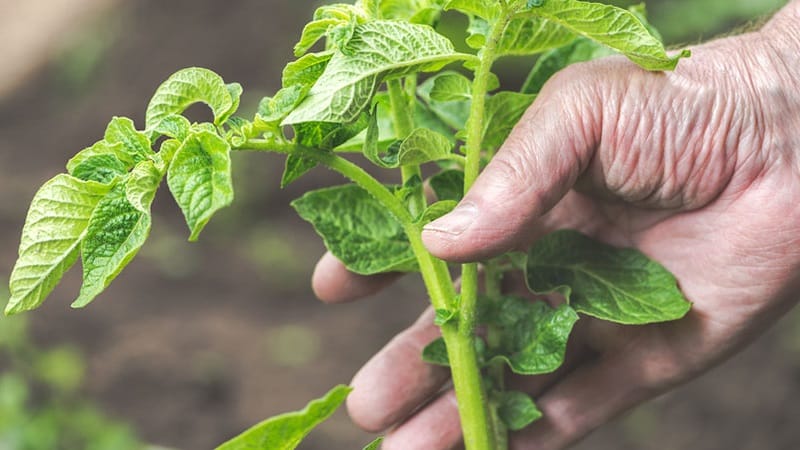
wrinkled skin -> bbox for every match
[312,5,800,450]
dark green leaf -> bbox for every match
[494,391,542,431]
[422,337,449,366]
[74,183,152,308]
[167,131,234,241]
[294,115,370,150]
[526,230,692,324]
[215,385,352,450]
[482,92,536,151]
[521,37,613,94]
[281,155,317,188]
[429,170,464,202]
[488,298,578,375]
[284,21,468,124]
[69,153,128,184]
[6,175,113,315]
[419,201,458,225]
[291,184,417,275]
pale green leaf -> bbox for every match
[429,72,472,102]
[167,131,234,241]
[482,92,536,150]
[224,83,244,125]
[444,0,501,20]
[150,114,192,141]
[6,175,113,315]
[284,21,469,124]
[418,74,470,131]
[104,117,153,164]
[525,0,690,70]
[366,127,453,168]
[282,52,334,90]
[73,183,151,308]
[145,68,238,135]
[126,161,163,213]
[526,230,692,324]
[362,437,384,450]
[494,391,542,431]
[216,385,352,450]
[294,4,369,56]
[496,17,576,58]
[487,298,577,374]
[257,86,305,125]
[291,184,417,275]
[521,37,613,94]
[418,200,457,225]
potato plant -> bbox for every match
[5,0,693,449]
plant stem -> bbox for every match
[455,13,512,450]
[387,78,426,218]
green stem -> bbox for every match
[387,78,426,218]
[455,14,512,450]
[485,261,509,450]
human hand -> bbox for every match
[313,5,800,449]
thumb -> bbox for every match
[422,77,600,262]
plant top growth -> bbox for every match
[5,0,692,448]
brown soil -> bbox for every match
[0,1,798,449]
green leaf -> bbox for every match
[482,92,536,151]
[257,86,306,126]
[145,68,239,135]
[291,184,417,275]
[150,114,192,141]
[366,127,453,169]
[434,307,458,326]
[362,437,384,450]
[281,155,317,188]
[284,21,469,124]
[495,17,576,58]
[104,117,153,164]
[488,298,578,375]
[521,37,613,94]
[125,161,163,213]
[294,4,369,56]
[421,337,449,366]
[524,0,690,70]
[429,72,472,102]
[167,131,234,241]
[282,52,334,90]
[215,385,352,450]
[418,74,471,131]
[429,170,464,202]
[73,182,152,308]
[526,230,692,324]
[418,200,458,225]
[444,0,501,21]
[494,391,542,431]
[68,153,128,184]
[6,175,113,315]
[294,115,370,150]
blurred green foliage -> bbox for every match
[0,280,146,450]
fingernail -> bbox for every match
[423,202,478,236]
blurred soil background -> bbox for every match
[0,0,798,449]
